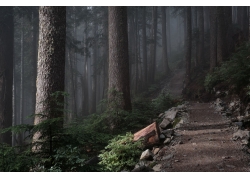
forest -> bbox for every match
[0,6,250,172]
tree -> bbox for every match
[33,7,66,148]
[0,7,14,145]
[161,6,170,75]
[185,7,192,84]
[209,6,217,71]
[142,7,148,87]
[149,7,157,84]
[108,6,132,111]
[197,6,204,69]
[216,6,227,64]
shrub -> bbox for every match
[98,132,143,172]
[205,42,250,92]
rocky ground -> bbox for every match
[131,69,250,172]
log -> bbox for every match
[133,122,160,148]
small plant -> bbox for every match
[98,132,143,172]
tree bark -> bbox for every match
[108,6,132,111]
[33,6,66,148]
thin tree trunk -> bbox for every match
[135,7,139,94]
[198,6,204,69]
[162,6,169,75]
[19,14,24,145]
[209,6,217,71]
[217,6,227,64]
[185,7,192,84]
[166,7,171,57]
[91,13,98,114]
[194,7,198,67]
[142,7,148,88]
[149,6,157,84]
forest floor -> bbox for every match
[161,68,250,172]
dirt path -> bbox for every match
[164,102,250,172]
[166,68,185,99]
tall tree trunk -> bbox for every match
[166,7,171,57]
[194,6,198,67]
[185,7,192,84]
[31,7,39,121]
[149,6,157,84]
[33,7,66,150]
[161,7,169,75]
[217,6,227,64]
[0,7,14,145]
[198,6,204,69]
[82,19,89,116]
[91,12,98,114]
[19,14,24,145]
[224,6,233,58]
[135,7,139,94]
[242,7,249,41]
[108,6,132,112]
[209,6,217,71]
[142,7,148,88]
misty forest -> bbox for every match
[1,6,250,172]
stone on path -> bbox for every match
[140,149,154,161]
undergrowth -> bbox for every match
[0,89,175,172]
[205,42,250,93]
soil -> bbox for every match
[162,68,250,172]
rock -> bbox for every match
[152,164,162,172]
[174,132,182,137]
[177,104,185,110]
[164,108,178,120]
[162,153,173,161]
[174,160,179,162]
[234,122,243,129]
[233,130,250,140]
[158,113,164,118]
[140,149,154,161]
[164,138,171,145]
[159,118,172,129]
[134,122,160,148]
[241,139,248,145]
[153,147,160,155]
[159,134,166,140]
[161,129,174,137]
